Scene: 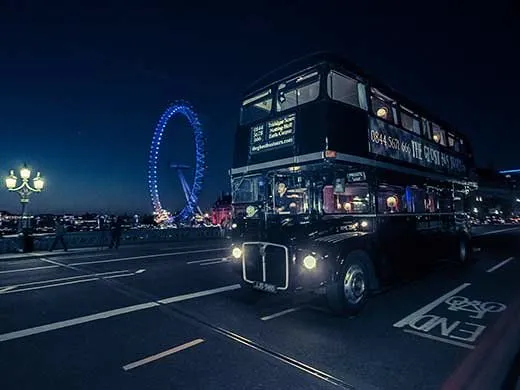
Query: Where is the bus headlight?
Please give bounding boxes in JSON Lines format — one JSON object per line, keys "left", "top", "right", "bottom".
{"left": 231, "top": 223, "right": 237, "bottom": 229}
{"left": 303, "top": 255, "right": 317, "bottom": 270}
{"left": 360, "top": 220, "right": 368, "bottom": 228}
{"left": 232, "top": 247, "right": 242, "bottom": 259}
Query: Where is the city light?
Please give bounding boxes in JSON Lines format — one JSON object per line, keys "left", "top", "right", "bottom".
{"left": 4, "top": 164, "right": 45, "bottom": 232}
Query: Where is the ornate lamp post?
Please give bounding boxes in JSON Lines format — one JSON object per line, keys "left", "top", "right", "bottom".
{"left": 5, "top": 164, "right": 45, "bottom": 232}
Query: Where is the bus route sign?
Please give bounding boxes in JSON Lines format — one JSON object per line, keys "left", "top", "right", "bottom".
{"left": 250, "top": 113, "right": 296, "bottom": 154}
{"left": 368, "top": 117, "right": 466, "bottom": 176}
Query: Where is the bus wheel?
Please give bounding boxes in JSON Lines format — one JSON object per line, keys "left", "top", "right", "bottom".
{"left": 455, "top": 235, "right": 472, "bottom": 265}
{"left": 327, "top": 251, "right": 370, "bottom": 316}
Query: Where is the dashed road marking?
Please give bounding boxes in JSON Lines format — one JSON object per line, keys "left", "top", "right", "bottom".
{"left": 261, "top": 308, "right": 301, "bottom": 321}
{"left": 486, "top": 257, "right": 514, "bottom": 273}
{"left": 122, "top": 338, "right": 205, "bottom": 371}
{"left": 0, "top": 284, "right": 241, "bottom": 342}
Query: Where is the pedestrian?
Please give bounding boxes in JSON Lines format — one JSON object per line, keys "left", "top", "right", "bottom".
{"left": 109, "top": 216, "right": 123, "bottom": 249}
{"left": 49, "top": 218, "right": 68, "bottom": 252}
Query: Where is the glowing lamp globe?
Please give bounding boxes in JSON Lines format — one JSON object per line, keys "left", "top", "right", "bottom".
{"left": 33, "top": 173, "right": 44, "bottom": 191}
{"left": 5, "top": 171, "right": 17, "bottom": 189}
{"left": 20, "top": 167, "right": 31, "bottom": 180}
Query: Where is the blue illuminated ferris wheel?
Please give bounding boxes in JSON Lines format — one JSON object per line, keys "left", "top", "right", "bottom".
{"left": 148, "top": 101, "right": 206, "bottom": 223}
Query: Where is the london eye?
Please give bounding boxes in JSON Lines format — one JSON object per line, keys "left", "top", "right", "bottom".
{"left": 148, "top": 101, "right": 206, "bottom": 224}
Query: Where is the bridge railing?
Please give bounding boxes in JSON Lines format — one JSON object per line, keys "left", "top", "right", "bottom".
{"left": 0, "top": 227, "right": 225, "bottom": 254}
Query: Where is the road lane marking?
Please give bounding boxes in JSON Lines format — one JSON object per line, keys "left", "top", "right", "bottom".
{"left": 0, "top": 269, "right": 130, "bottom": 290}
{"left": 10, "top": 278, "right": 101, "bottom": 293}
{"left": 476, "top": 226, "right": 520, "bottom": 236}
{"left": 48, "top": 253, "right": 110, "bottom": 260}
{"left": 68, "top": 248, "right": 228, "bottom": 266}
{"left": 199, "top": 259, "right": 230, "bottom": 266}
{"left": 403, "top": 329, "right": 474, "bottom": 349}
{"left": 157, "top": 284, "right": 241, "bottom": 304}
{"left": 0, "top": 285, "right": 18, "bottom": 293}
{"left": 393, "top": 283, "right": 471, "bottom": 328}
{"left": 0, "top": 284, "right": 241, "bottom": 342}
{"left": 186, "top": 257, "right": 224, "bottom": 264}
{"left": 486, "top": 257, "right": 514, "bottom": 273}
{"left": 261, "top": 308, "right": 301, "bottom": 321}
{"left": 0, "top": 265, "right": 59, "bottom": 274}
{"left": 122, "top": 338, "right": 205, "bottom": 371}
{"left": 0, "top": 269, "right": 147, "bottom": 295}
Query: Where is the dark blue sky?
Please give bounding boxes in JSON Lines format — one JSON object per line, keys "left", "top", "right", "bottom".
{"left": 0, "top": 3, "right": 518, "bottom": 214}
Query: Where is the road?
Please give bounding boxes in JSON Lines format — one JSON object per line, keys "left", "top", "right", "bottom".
{"left": 1, "top": 226, "right": 519, "bottom": 390}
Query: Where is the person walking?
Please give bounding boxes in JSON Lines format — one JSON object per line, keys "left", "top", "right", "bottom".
{"left": 109, "top": 216, "right": 123, "bottom": 249}
{"left": 49, "top": 218, "right": 68, "bottom": 252}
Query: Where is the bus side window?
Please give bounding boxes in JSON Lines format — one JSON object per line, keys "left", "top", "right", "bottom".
{"left": 424, "top": 190, "right": 438, "bottom": 213}
{"left": 431, "top": 123, "right": 446, "bottom": 146}
{"left": 422, "top": 119, "right": 432, "bottom": 140}
{"left": 323, "top": 183, "right": 371, "bottom": 214}
{"left": 377, "top": 185, "right": 405, "bottom": 214}
{"left": 327, "top": 71, "right": 368, "bottom": 110}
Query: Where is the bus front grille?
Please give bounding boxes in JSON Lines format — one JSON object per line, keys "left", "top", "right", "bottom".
{"left": 242, "top": 242, "right": 289, "bottom": 290}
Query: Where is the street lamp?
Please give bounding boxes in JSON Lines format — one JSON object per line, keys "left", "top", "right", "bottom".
{"left": 5, "top": 164, "right": 45, "bottom": 232}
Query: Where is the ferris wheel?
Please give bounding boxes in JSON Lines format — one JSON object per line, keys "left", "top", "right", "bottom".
{"left": 148, "top": 101, "right": 206, "bottom": 224}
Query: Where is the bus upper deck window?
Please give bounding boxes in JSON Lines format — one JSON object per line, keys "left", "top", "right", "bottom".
{"left": 327, "top": 71, "right": 368, "bottom": 110}
{"left": 276, "top": 71, "right": 320, "bottom": 112}
{"left": 431, "top": 123, "right": 446, "bottom": 146}
{"left": 240, "top": 89, "right": 272, "bottom": 125}
{"left": 370, "top": 89, "right": 395, "bottom": 124}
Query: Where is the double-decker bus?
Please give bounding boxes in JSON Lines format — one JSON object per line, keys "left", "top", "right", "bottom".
{"left": 228, "top": 53, "right": 477, "bottom": 315}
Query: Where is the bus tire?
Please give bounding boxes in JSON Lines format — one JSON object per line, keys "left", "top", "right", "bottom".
{"left": 454, "top": 234, "right": 472, "bottom": 266}
{"left": 327, "top": 250, "right": 371, "bottom": 316}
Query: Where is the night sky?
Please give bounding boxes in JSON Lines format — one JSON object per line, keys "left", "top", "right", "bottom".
{"left": 0, "top": 3, "right": 518, "bottom": 214}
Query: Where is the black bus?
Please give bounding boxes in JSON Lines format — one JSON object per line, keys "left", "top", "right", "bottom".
{"left": 228, "top": 53, "right": 477, "bottom": 315}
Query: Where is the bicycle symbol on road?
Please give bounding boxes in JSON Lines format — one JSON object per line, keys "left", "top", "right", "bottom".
{"left": 445, "top": 296, "right": 507, "bottom": 319}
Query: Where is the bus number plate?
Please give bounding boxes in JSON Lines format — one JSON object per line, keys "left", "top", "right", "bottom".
{"left": 253, "top": 281, "right": 277, "bottom": 293}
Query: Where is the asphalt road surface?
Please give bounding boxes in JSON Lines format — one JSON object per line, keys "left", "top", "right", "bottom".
{"left": 1, "top": 226, "right": 520, "bottom": 390}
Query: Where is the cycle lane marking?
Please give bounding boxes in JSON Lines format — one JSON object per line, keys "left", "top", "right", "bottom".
{"left": 394, "top": 283, "right": 508, "bottom": 349}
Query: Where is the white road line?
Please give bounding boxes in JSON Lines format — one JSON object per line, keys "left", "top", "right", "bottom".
{"left": 122, "top": 338, "right": 205, "bottom": 371}
{"left": 486, "top": 257, "right": 515, "bottom": 273}
{"left": 261, "top": 308, "right": 301, "bottom": 321}
{"left": 48, "top": 253, "right": 110, "bottom": 261}
{"left": 199, "top": 259, "right": 230, "bottom": 266}
{"left": 0, "top": 269, "right": 145, "bottom": 295}
{"left": 158, "top": 284, "right": 241, "bottom": 304}
{"left": 403, "top": 329, "right": 475, "bottom": 349}
{"left": 476, "top": 226, "right": 520, "bottom": 236}
{"left": 4, "top": 277, "right": 100, "bottom": 294}
{"left": 0, "top": 284, "right": 241, "bottom": 342}
{"left": 68, "top": 248, "right": 227, "bottom": 266}
{"left": 0, "top": 285, "right": 18, "bottom": 293}
{"left": 393, "top": 283, "right": 471, "bottom": 328}
{"left": 0, "top": 265, "right": 59, "bottom": 274}
{"left": 0, "top": 269, "right": 130, "bottom": 290}
{"left": 102, "top": 273, "right": 136, "bottom": 280}
{"left": 186, "top": 257, "right": 224, "bottom": 265}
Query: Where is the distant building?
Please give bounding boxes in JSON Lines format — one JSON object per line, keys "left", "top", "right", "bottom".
{"left": 472, "top": 167, "right": 520, "bottom": 218}
{"left": 211, "top": 192, "right": 232, "bottom": 226}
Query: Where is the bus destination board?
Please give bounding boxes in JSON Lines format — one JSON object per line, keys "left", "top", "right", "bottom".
{"left": 368, "top": 117, "right": 466, "bottom": 176}
{"left": 250, "top": 113, "right": 296, "bottom": 154}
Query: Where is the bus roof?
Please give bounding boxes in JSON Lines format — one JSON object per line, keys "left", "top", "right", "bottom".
{"left": 243, "top": 52, "right": 469, "bottom": 144}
